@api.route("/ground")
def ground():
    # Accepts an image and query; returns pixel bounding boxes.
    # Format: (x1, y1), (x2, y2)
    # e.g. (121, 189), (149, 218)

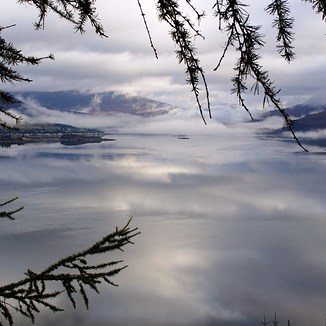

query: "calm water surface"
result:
(0, 133), (326, 325)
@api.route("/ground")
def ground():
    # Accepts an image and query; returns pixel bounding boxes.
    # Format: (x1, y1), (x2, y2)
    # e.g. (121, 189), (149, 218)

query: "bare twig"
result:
(137, 0), (159, 59)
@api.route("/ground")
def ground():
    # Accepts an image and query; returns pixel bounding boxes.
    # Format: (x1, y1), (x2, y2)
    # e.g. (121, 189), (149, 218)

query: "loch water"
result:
(1, 132), (326, 326)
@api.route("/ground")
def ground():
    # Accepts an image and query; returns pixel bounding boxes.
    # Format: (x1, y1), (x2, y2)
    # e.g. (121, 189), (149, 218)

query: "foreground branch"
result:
(213, 0), (308, 151)
(0, 198), (24, 220)
(0, 218), (140, 325)
(156, 0), (211, 124)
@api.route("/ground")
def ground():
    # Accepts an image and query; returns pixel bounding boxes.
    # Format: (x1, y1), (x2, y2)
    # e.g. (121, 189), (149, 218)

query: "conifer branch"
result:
(0, 198), (24, 220)
(16, 0), (107, 37)
(0, 25), (54, 127)
(265, 0), (295, 62)
(0, 218), (140, 325)
(184, 0), (206, 24)
(156, 0), (211, 123)
(213, 0), (308, 151)
(302, 0), (326, 21)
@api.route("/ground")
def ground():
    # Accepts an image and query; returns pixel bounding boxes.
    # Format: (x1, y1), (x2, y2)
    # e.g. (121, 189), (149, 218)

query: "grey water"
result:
(1, 132), (326, 325)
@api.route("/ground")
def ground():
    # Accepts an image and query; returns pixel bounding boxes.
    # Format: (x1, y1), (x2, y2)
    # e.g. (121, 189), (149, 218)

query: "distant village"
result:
(0, 123), (113, 147)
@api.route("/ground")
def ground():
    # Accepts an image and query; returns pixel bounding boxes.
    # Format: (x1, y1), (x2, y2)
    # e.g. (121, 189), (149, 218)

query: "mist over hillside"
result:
(4, 90), (326, 149)
(7, 90), (223, 135)
(11, 90), (179, 118)
(256, 103), (326, 148)
(259, 103), (326, 132)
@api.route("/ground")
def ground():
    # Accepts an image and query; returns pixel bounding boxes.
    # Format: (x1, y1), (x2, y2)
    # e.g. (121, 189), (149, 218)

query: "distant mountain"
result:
(261, 103), (326, 120)
(9, 90), (177, 118)
(260, 103), (326, 148)
(292, 110), (326, 132)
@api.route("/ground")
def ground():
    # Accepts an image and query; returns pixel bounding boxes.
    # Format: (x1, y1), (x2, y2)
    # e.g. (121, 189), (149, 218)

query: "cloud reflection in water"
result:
(0, 133), (326, 325)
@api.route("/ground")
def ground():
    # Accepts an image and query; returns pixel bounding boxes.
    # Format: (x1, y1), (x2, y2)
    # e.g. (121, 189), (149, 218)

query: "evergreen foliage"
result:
(0, 200), (139, 325)
(0, 24), (54, 129)
(156, 0), (211, 123)
(141, 0), (326, 151)
(0, 197), (23, 220)
(211, 0), (304, 149)
(0, 3), (139, 324)
(16, 0), (107, 37)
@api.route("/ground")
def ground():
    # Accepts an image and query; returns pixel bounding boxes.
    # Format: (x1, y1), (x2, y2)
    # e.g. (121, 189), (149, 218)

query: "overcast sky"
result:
(1, 0), (326, 119)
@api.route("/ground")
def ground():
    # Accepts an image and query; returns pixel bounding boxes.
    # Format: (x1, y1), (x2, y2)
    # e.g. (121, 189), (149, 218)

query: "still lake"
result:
(1, 131), (326, 325)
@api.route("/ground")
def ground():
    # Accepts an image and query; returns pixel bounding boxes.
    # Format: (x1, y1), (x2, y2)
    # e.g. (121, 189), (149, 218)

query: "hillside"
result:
(4, 91), (326, 149)
(261, 103), (326, 121)
(259, 103), (326, 148)
(263, 104), (326, 132)
(292, 111), (326, 132)
(9, 90), (177, 118)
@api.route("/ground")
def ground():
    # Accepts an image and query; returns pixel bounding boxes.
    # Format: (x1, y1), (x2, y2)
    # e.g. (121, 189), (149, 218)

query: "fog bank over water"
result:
(0, 132), (325, 325)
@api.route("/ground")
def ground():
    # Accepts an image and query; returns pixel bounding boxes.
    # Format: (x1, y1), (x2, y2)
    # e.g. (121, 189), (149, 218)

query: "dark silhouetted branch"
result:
(137, 0), (159, 59)
(0, 218), (140, 325)
(0, 197), (23, 220)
